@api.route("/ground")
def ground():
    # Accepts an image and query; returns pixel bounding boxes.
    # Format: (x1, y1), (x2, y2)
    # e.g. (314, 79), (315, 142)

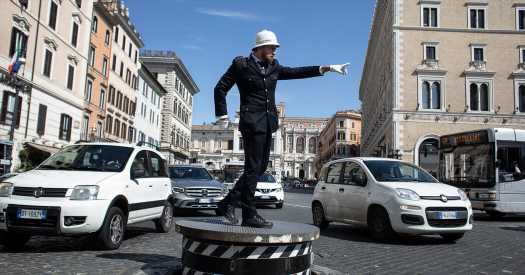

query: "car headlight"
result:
(172, 187), (185, 194)
(0, 182), (13, 197)
(70, 185), (99, 200)
(395, 188), (420, 201)
(457, 189), (468, 201)
(274, 188), (283, 193)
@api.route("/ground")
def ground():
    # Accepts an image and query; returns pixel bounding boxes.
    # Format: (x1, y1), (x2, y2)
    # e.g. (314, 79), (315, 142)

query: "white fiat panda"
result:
(0, 142), (174, 250)
(312, 158), (473, 242)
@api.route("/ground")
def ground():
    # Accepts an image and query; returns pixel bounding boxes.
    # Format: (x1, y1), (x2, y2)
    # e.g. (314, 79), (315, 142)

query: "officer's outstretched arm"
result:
(278, 65), (323, 80)
(214, 62), (237, 117)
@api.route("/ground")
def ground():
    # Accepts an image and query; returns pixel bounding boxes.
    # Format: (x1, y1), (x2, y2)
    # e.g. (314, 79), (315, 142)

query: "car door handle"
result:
(339, 188), (345, 193)
(149, 185), (153, 187)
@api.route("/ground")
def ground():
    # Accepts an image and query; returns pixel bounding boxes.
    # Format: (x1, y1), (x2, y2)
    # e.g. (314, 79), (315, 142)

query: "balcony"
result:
(469, 60), (487, 71)
(422, 59), (439, 69)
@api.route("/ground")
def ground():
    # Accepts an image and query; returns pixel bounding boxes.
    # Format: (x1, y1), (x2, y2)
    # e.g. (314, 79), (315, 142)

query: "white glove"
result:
(329, 63), (349, 75)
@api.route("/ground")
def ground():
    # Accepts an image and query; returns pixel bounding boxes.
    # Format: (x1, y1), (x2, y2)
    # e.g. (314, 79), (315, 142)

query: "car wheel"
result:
(155, 201), (173, 233)
(486, 210), (506, 218)
(96, 207), (126, 250)
(0, 231), (31, 249)
(312, 202), (329, 229)
(368, 207), (396, 241)
(440, 233), (464, 242)
(276, 202), (283, 209)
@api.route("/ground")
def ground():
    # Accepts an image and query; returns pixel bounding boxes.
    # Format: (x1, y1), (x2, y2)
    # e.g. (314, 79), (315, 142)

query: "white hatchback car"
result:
(312, 158), (473, 242)
(255, 173), (284, 209)
(0, 142), (174, 250)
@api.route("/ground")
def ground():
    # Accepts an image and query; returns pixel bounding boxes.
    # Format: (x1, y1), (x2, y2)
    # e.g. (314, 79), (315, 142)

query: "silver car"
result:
(169, 165), (227, 214)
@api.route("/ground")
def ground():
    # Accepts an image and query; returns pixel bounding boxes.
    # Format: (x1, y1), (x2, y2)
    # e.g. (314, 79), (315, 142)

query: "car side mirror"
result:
(131, 168), (146, 179)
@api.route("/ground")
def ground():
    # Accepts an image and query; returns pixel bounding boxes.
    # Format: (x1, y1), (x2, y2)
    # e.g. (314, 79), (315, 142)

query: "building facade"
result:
(360, 0), (525, 175)
(280, 115), (328, 180)
(0, 0), (93, 173)
(141, 50), (199, 164)
(190, 123), (235, 171)
(84, 1), (114, 141)
(317, 111), (362, 169)
(135, 63), (166, 147)
(103, 0), (143, 143)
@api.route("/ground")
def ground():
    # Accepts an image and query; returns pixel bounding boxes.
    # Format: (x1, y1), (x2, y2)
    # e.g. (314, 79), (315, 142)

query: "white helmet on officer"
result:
(253, 30), (280, 50)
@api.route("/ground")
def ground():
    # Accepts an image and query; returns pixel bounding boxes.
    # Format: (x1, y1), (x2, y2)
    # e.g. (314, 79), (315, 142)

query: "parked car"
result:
(169, 164), (227, 214)
(255, 173), (284, 208)
(0, 173), (18, 182)
(0, 143), (174, 250)
(312, 158), (473, 242)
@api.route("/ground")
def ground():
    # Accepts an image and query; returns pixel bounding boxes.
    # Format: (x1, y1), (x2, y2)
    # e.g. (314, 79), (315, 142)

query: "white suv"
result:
(0, 142), (174, 250)
(312, 158), (473, 242)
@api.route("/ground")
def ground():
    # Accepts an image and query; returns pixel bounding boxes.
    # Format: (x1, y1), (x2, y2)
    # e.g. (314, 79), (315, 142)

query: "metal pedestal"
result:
(175, 218), (320, 275)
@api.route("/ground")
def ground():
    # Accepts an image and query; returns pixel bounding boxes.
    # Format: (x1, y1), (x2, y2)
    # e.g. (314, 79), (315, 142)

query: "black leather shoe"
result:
(217, 201), (238, 225)
(241, 214), (273, 229)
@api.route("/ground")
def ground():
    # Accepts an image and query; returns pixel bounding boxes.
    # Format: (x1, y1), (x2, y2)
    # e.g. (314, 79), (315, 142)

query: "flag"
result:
(8, 47), (22, 75)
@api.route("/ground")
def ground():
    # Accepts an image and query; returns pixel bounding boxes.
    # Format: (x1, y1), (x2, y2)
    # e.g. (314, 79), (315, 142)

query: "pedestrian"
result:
(215, 30), (348, 228)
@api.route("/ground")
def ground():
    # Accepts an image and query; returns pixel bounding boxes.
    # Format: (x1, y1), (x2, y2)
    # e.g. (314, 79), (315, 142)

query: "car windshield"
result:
(259, 173), (276, 183)
(169, 167), (212, 180)
(38, 145), (133, 172)
(364, 160), (438, 183)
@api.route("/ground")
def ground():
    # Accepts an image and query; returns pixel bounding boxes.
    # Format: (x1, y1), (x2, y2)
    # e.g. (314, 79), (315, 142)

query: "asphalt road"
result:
(1, 191), (525, 274)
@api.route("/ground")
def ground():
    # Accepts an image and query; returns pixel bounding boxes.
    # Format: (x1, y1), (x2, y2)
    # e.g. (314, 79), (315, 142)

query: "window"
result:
(339, 121), (344, 128)
(471, 46), (485, 62)
(517, 7), (525, 30)
(109, 86), (115, 105)
(520, 47), (525, 64)
(134, 50), (138, 64)
(85, 79), (93, 102)
(338, 131), (346, 141)
(99, 89), (106, 109)
(81, 115), (89, 140)
(116, 91), (122, 109)
(119, 62), (124, 77)
(469, 82), (490, 112)
(92, 16), (98, 33)
(149, 152), (167, 177)
(97, 121), (102, 138)
(88, 46), (95, 67)
(48, 0), (58, 30)
(112, 54), (117, 71)
(352, 121), (355, 128)
(0, 91), (22, 128)
(59, 114), (72, 141)
(105, 30), (110, 45)
(124, 97), (129, 114)
(71, 22), (79, 47)
(102, 57), (108, 76)
(342, 162), (367, 186)
(239, 137), (244, 150)
(75, 0), (82, 8)
(128, 127), (135, 143)
(125, 69), (131, 85)
(121, 123), (127, 139)
(469, 8), (486, 29)
(66, 65), (75, 90)
(9, 28), (28, 58)
(518, 84), (525, 113)
(36, 104), (47, 135)
(296, 137), (305, 153)
(114, 26), (119, 43)
(122, 35), (126, 51)
(43, 49), (53, 78)
(422, 6), (438, 27)
(128, 43), (132, 58)
(325, 162), (343, 184)
(113, 119), (120, 136)
(423, 42), (438, 60)
(287, 135), (293, 153)
(131, 151), (150, 178)
(308, 137), (317, 154)
(105, 115), (113, 133)
(420, 80), (441, 110)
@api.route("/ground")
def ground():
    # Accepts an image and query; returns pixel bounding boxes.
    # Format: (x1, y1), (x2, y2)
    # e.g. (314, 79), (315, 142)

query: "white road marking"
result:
(284, 203), (310, 209)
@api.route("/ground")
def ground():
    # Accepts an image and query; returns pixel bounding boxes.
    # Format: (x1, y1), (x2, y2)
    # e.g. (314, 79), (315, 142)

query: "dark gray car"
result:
(169, 165), (227, 214)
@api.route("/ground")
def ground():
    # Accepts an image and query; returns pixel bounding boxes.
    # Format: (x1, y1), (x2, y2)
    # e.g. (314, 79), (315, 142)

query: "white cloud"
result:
(196, 8), (272, 22)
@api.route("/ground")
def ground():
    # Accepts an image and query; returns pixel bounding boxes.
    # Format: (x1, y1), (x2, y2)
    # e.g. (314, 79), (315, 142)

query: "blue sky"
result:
(125, 0), (375, 124)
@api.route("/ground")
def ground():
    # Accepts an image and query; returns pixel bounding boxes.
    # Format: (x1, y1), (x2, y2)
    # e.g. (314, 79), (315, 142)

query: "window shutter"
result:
(15, 95), (22, 128)
(66, 116), (72, 141)
(0, 92), (8, 124)
(37, 104), (47, 135)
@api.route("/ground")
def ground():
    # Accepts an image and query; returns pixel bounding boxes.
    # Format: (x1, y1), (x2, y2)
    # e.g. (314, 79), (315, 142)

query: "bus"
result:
(438, 128), (525, 217)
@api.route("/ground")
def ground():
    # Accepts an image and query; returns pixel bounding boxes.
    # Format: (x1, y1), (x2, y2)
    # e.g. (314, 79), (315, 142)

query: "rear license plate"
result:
(438, 211), (457, 219)
(17, 209), (47, 220)
(199, 198), (213, 204)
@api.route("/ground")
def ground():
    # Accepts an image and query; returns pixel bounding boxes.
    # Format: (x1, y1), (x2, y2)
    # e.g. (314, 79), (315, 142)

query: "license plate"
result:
(438, 211), (457, 219)
(17, 209), (47, 220)
(260, 195), (270, 199)
(199, 198), (213, 204)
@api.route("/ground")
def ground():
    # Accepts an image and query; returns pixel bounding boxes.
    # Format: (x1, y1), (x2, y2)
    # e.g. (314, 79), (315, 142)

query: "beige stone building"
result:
(360, 0), (525, 174)
(317, 111), (361, 169)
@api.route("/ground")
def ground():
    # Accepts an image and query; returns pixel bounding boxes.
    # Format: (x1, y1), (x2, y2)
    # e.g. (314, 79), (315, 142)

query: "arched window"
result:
(287, 136), (293, 153)
(308, 137), (317, 154)
(418, 138), (439, 177)
(431, 82), (441, 109)
(422, 81), (430, 109)
(470, 83), (479, 111)
(480, 83), (489, 111)
(519, 85), (525, 113)
(105, 30), (110, 45)
(296, 137), (305, 153)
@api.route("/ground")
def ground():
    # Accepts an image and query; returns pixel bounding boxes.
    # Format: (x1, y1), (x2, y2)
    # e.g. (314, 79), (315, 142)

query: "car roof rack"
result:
(136, 141), (159, 150)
